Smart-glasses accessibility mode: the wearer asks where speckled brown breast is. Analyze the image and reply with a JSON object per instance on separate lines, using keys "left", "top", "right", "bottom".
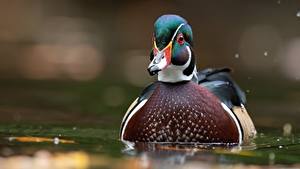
{"left": 123, "top": 81, "right": 239, "bottom": 143}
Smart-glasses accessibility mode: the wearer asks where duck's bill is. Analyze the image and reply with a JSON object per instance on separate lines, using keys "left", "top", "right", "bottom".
{"left": 147, "top": 65, "right": 161, "bottom": 75}
{"left": 147, "top": 45, "right": 172, "bottom": 76}
{"left": 147, "top": 52, "right": 168, "bottom": 75}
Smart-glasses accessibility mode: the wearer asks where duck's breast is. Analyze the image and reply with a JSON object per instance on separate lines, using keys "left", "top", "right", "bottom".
{"left": 122, "top": 81, "right": 241, "bottom": 144}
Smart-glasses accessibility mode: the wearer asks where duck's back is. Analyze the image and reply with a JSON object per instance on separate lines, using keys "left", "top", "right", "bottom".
{"left": 122, "top": 81, "right": 241, "bottom": 144}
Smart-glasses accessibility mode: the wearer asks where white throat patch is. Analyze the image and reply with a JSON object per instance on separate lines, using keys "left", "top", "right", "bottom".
{"left": 158, "top": 46, "right": 193, "bottom": 83}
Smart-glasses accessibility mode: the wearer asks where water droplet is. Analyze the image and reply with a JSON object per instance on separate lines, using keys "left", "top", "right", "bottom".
{"left": 8, "top": 137, "right": 14, "bottom": 142}
{"left": 276, "top": 138, "right": 280, "bottom": 142}
{"left": 297, "top": 11, "right": 300, "bottom": 18}
{"left": 278, "top": 145, "right": 283, "bottom": 149}
{"left": 53, "top": 137, "right": 60, "bottom": 145}
{"left": 140, "top": 153, "right": 150, "bottom": 169}
{"left": 283, "top": 123, "right": 292, "bottom": 136}
{"left": 73, "top": 127, "right": 77, "bottom": 130}
{"left": 246, "top": 89, "right": 250, "bottom": 93}
{"left": 234, "top": 53, "right": 240, "bottom": 59}
{"left": 264, "top": 51, "right": 268, "bottom": 56}
{"left": 269, "top": 153, "right": 275, "bottom": 165}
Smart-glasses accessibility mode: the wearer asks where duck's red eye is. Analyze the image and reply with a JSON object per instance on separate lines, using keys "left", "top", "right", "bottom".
{"left": 177, "top": 33, "right": 185, "bottom": 45}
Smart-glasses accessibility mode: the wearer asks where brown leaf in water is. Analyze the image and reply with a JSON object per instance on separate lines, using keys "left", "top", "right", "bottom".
{"left": 8, "top": 136, "right": 75, "bottom": 144}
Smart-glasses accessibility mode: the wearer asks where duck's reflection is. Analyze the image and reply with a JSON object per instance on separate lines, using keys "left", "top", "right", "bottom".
{"left": 122, "top": 142, "right": 257, "bottom": 168}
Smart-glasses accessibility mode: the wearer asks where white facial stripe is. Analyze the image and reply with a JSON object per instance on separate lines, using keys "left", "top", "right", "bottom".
{"left": 185, "top": 46, "right": 192, "bottom": 68}
{"left": 170, "top": 23, "right": 185, "bottom": 44}
{"left": 150, "top": 23, "right": 187, "bottom": 74}
{"left": 156, "top": 23, "right": 185, "bottom": 52}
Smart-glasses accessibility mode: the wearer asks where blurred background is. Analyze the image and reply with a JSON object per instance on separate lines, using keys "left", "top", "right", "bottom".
{"left": 0, "top": 0, "right": 300, "bottom": 129}
{"left": 0, "top": 1, "right": 300, "bottom": 168}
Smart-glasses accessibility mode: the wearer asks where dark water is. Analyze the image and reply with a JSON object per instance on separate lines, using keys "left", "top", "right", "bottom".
{"left": 0, "top": 124, "right": 299, "bottom": 169}
{"left": 0, "top": 79, "right": 299, "bottom": 169}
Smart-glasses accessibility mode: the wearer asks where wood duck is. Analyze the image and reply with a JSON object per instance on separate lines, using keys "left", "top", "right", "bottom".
{"left": 120, "top": 14, "right": 256, "bottom": 145}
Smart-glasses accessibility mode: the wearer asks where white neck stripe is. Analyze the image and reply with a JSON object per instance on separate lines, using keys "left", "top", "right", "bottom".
{"left": 158, "top": 46, "right": 193, "bottom": 82}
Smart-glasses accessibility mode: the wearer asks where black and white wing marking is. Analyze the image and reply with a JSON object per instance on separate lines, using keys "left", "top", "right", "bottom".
{"left": 197, "top": 68, "right": 246, "bottom": 109}
{"left": 197, "top": 68, "right": 257, "bottom": 144}
{"left": 120, "top": 82, "right": 158, "bottom": 141}
{"left": 197, "top": 68, "right": 247, "bottom": 144}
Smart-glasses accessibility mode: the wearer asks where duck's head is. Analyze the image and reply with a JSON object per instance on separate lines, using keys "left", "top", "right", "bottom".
{"left": 148, "top": 14, "right": 196, "bottom": 83}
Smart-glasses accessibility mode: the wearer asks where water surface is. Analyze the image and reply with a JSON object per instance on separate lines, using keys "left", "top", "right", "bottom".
{"left": 0, "top": 79, "right": 299, "bottom": 169}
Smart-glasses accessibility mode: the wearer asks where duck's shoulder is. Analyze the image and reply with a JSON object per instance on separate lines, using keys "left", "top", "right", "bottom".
{"left": 121, "top": 82, "right": 159, "bottom": 123}
{"left": 137, "top": 82, "right": 160, "bottom": 102}
{"left": 196, "top": 68, "right": 257, "bottom": 143}
{"left": 196, "top": 67, "right": 246, "bottom": 109}
{"left": 120, "top": 82, "right": 159, "bottom": 140}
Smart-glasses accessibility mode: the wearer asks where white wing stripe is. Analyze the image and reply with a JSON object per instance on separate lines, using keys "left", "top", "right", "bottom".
{"left": 221, "top": 102, "right": 243, "bottom": 144}
{"left": 121, "top": 98, "right": 138, "bottom": 124}
{"left": 120, "top": 99, "right": 148, "bottom": 141}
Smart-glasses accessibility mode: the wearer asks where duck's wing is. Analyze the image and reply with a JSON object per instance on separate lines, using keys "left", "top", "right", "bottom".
{"left": 120, "top": 82, "right": 158, "bottom": 140}
{"left": 197, "top": 68, "right": 246, "bottom": 109}
{"left": 197, "top": 68, "right": 256, "bottom": 143}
